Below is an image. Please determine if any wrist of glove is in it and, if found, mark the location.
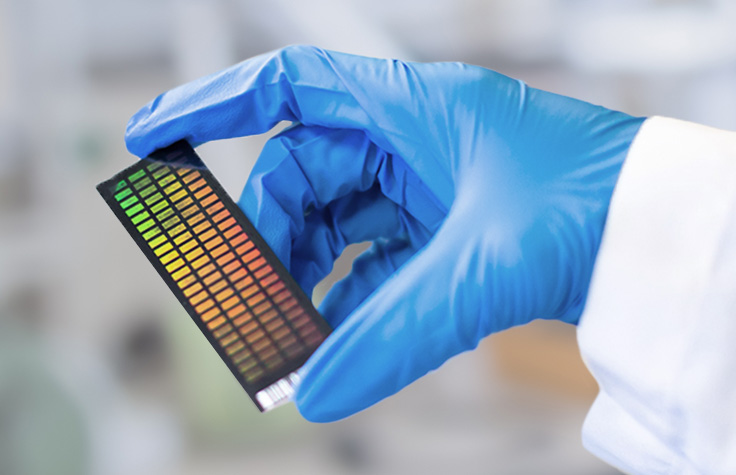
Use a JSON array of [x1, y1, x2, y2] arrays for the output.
[[126, 45, 645, 421]]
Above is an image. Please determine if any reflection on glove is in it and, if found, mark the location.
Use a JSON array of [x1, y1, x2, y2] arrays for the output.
[[126, 45, 644, 422]]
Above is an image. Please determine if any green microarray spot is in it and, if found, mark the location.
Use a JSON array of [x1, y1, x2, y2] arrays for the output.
[[142, 227, 161, 241], [151, 165, 170, 179], [133, 176, 152, 190], [136, 219, 155, 233], [148, 234, 168, 249], [145, 192, 163, 207], [130, 211, 150, 225], [139, 184, 157, 199], [168, 224, 186, 238], [147, 161, 164, 172], [162, 215, 181, 229], [150, 199, 169, 215], [155, 207, 175, 222], [158, 174, 177, 187], [125, 203, 144, 217], [114, 188, 132, 202], [115, 180, 128, 192], [119, 195, 139, 209], [128, 169, 146, 183]]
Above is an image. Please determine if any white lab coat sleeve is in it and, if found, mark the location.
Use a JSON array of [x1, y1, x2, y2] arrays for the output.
[[578, 116, 736, 474]]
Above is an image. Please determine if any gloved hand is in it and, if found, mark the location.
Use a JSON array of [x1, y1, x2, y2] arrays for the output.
[[125, 45, 645, 422]]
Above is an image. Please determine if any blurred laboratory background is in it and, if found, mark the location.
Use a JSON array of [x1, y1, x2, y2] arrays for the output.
[[1, 0, 735, 473]]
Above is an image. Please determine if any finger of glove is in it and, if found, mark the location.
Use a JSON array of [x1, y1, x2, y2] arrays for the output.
[[290, 184, 433, 298], [295, 216, 488, 422], [238, 125, 446, 271], [124, 45, 463, 210], [236, 124, 382, 270], [317, 238, 425, 329]]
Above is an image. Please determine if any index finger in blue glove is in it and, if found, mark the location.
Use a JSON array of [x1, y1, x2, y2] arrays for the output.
[[124, 46, 487, 208]]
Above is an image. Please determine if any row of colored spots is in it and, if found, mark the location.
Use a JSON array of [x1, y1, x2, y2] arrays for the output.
[[113, 161, 325, 385]]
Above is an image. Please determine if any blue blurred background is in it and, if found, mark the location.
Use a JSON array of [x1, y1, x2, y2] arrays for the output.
[[1, 0, 735, 473]]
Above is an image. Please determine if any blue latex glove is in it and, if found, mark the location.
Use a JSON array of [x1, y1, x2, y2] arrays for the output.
[[126, 45, 645, 422]]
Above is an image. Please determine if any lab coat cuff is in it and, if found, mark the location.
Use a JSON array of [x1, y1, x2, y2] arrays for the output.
[[577, 116, 736, 473]]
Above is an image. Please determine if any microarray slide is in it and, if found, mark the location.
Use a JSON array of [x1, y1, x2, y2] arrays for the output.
[[97, 140, 332, 412]]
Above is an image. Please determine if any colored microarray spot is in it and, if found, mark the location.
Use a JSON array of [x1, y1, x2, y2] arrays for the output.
[[97, 141, 331, 412]]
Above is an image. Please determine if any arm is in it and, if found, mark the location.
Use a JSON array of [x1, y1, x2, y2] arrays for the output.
[[126, 45, 659, 463], [579, 117, 736, 473]]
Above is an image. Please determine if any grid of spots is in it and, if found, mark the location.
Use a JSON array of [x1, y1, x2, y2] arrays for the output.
[[102, 158, 329, 398]]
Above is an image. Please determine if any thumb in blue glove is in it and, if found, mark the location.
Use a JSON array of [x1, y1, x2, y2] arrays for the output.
[[125, 45, 645, 422]]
